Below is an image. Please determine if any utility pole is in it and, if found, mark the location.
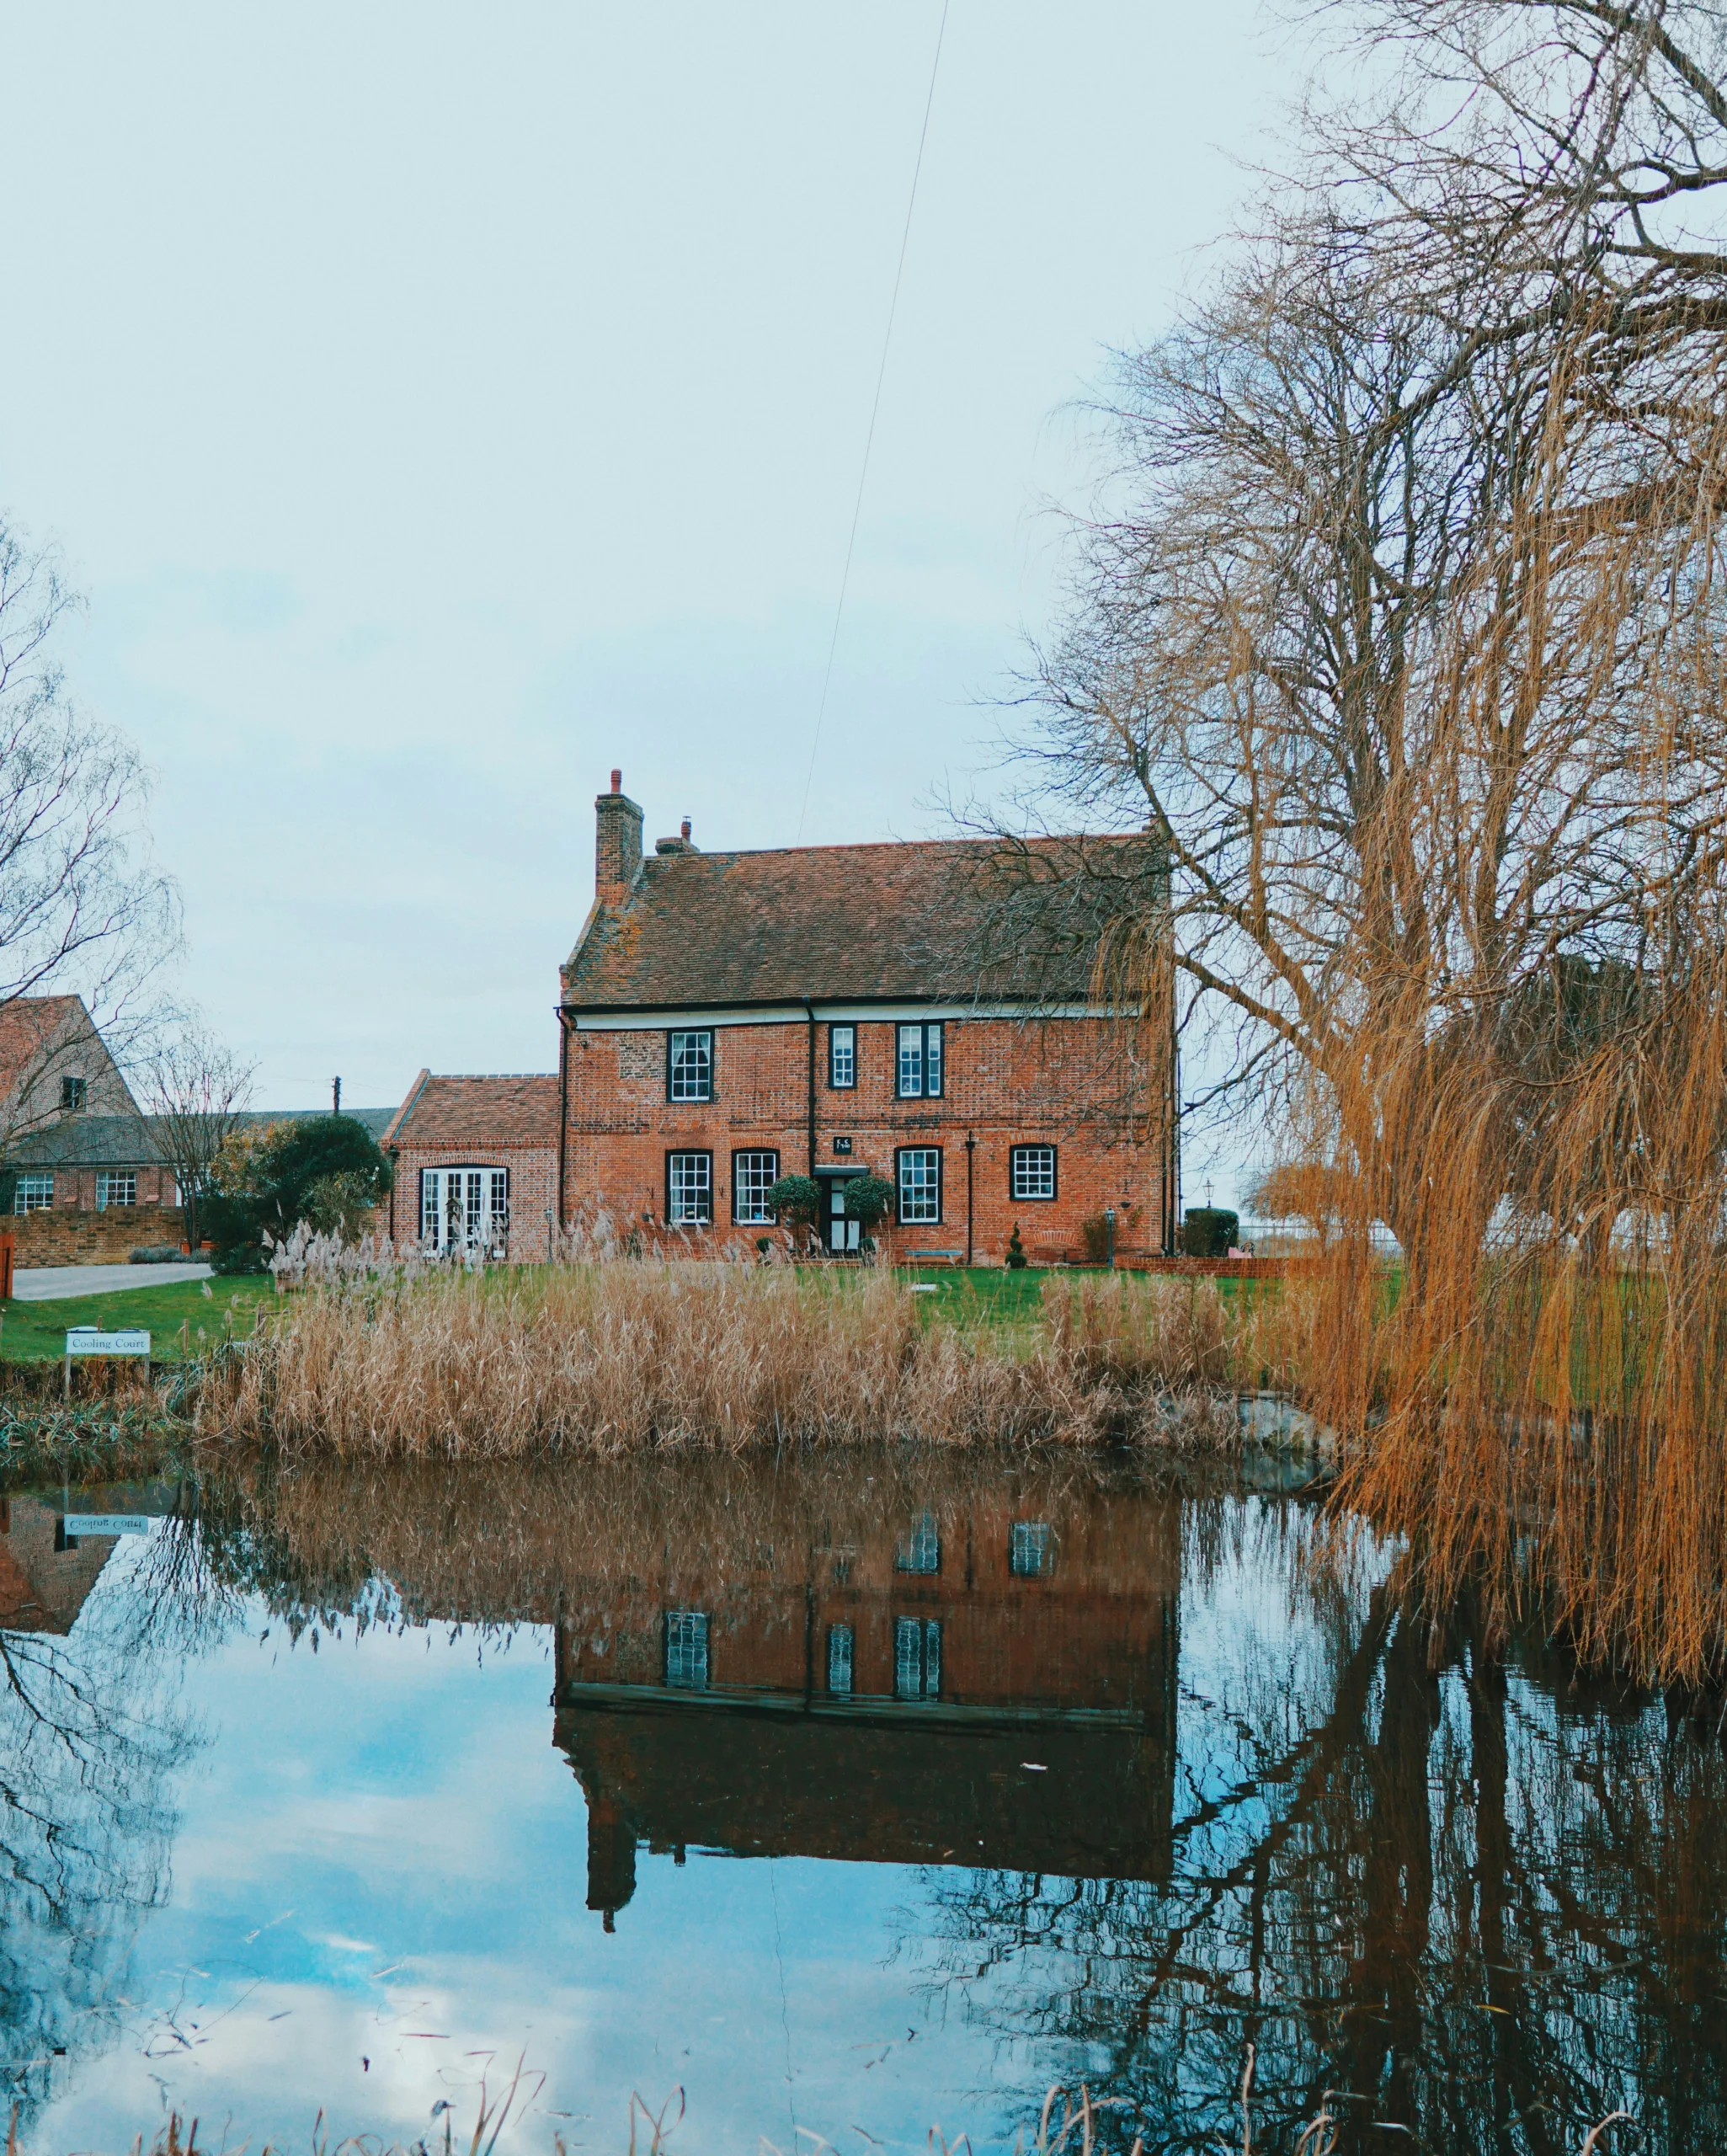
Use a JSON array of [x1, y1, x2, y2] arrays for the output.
[[333, 1076, 341, 1116]]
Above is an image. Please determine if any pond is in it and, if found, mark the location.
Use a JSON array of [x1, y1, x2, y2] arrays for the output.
[[0, 1449, 1720, 2155]]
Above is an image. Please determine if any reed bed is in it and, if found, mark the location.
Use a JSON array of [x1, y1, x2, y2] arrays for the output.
[[197, 1262, 1270, 1459]]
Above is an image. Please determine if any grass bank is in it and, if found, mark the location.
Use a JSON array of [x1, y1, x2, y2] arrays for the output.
[[199, 1262, 1295, 1457], [0, 1277, 275, 1361]]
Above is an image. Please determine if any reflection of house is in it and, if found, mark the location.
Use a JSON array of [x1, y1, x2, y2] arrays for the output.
[[380, 1072, 558, 1258], [553, 1488, 1180, 1924], [0, 1495, 125, 1634]]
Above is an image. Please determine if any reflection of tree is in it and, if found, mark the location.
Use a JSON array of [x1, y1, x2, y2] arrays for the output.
[[0, 1517, 218, 2123], [907, 1509, 1727, 2154]]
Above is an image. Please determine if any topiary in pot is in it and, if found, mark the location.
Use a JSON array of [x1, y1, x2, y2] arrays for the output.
[[765, 1175, 824, 1252], [842, 1174, 894, 1230], [1005, 1222, 1028, 1269]]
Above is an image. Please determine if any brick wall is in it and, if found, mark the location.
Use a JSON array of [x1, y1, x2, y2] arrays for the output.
[[6, 1202, 185, 1267], [562, 1014, 1171, 1265]]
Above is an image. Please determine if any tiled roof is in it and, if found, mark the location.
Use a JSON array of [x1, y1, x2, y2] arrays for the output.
[[8, 1107, 398, 1166], [562, 837, 1156, 1010], [235, 1107, 397, 1139], [7, 1116, 158, 1167], [385, 1074, 558, 1152]]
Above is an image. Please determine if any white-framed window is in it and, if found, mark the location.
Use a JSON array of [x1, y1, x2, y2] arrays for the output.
[[668, 1029, 714, 1102], [732, 1149, 780, 1225], [897, 1146, 941, 1225], [893, 1617, 941, 1700], [420, 1166, 509, 1253], [665, 1610, 710, 1689], [1010, 1521, 1053, 1577], [895, 1022, 943, 1098], [13, 1173, 51, 1214], [826, 1624, 855, 1696], [60, 1075, 87, 1112], [828, 1024, 856, 1089], [1010, 1144, 1058, 1202], [96, 1171, 136, 1211], [896, 1510, 941, 1575], [666, 1150, 713, 1225]]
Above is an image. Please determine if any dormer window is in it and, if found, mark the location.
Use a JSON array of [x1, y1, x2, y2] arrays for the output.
[[61, 1075, 86, 1113]]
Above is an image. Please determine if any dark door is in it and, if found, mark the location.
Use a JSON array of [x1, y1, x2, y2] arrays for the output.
[[824, 1177, 861, 1254]]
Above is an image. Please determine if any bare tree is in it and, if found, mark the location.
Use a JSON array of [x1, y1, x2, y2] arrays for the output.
[[136, 1023, 255, 1251], [0, 515, 180, 1139], [1013, 0, 1727, 1675], [1021, 0, 1727, 1237]]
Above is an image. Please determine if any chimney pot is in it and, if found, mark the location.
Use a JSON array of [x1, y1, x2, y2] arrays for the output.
[[680, 817, 691, 841], [610, 768, 622, 793]]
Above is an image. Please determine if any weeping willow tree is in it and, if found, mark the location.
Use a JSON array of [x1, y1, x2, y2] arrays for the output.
[[1023, 0, 1727, 1678]]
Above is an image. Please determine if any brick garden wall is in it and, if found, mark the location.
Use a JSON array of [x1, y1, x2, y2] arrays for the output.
[[562, 1014, 1170, 1267], [8, 1203, 186, 1267]]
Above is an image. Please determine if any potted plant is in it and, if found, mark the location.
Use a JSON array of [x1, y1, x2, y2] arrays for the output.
[[842, 1173, 895, 1256], [765, 1175, 824, 1256]]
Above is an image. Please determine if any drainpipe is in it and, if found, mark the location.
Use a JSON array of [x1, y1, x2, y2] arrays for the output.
[[964, 1130, 975, 1267], [804, 1001, 817, 1176], [556, 1005, 571, 1234]]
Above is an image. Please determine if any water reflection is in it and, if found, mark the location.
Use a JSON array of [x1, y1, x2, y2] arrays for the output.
[[0, 1486, 205, 2124], [552, 1480, 1179, 1916], [3, 1453, 1723, 2153]]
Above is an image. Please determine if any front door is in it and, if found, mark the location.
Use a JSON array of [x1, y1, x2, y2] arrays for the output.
[[824, 1177, 861, 1255]]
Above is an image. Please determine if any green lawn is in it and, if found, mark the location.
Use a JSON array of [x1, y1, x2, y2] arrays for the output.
[[0, 1277, 278, 1361], [896, 1265, 1063, 1325], [894, 1263, 1273, 1321], [0, 1259, 1273, 1364]]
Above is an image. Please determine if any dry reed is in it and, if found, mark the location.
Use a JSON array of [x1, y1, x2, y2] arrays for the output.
[[198, 1262, 1262, 1460]]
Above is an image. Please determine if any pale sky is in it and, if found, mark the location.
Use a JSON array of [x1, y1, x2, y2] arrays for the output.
[[0, 2, 1283, 1162]]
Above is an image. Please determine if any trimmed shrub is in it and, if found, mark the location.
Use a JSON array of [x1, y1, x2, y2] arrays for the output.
[[1181, 1207, 1239, 1259]]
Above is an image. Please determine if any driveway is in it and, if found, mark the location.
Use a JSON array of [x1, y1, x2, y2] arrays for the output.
[[12, 1262, 216, 1302]]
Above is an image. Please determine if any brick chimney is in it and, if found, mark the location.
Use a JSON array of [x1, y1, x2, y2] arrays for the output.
[[595, 769, 643, 906]]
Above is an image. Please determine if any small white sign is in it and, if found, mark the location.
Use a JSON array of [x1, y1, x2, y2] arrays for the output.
[[62, 1514, 152, 1537], [64, 1329, 151, 1358]]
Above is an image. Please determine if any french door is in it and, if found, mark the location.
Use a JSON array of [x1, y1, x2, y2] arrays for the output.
[[421, 1166, 509, 1253]]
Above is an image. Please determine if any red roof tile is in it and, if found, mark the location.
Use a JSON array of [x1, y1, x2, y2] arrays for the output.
[[386, 1074, 558, 1151], [562, 837, 1155, 1010]]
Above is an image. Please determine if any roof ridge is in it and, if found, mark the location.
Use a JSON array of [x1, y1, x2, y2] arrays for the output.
[[642, 834, 1093, 862]]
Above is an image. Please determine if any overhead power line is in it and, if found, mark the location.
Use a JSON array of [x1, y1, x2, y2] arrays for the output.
[[796, 0, 950, 841]]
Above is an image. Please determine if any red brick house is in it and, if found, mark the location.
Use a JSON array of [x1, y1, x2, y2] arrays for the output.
[[557, 773, 1178, 1265], [0, 996, 187, 1262], [382, 1070, 559, 1260]]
